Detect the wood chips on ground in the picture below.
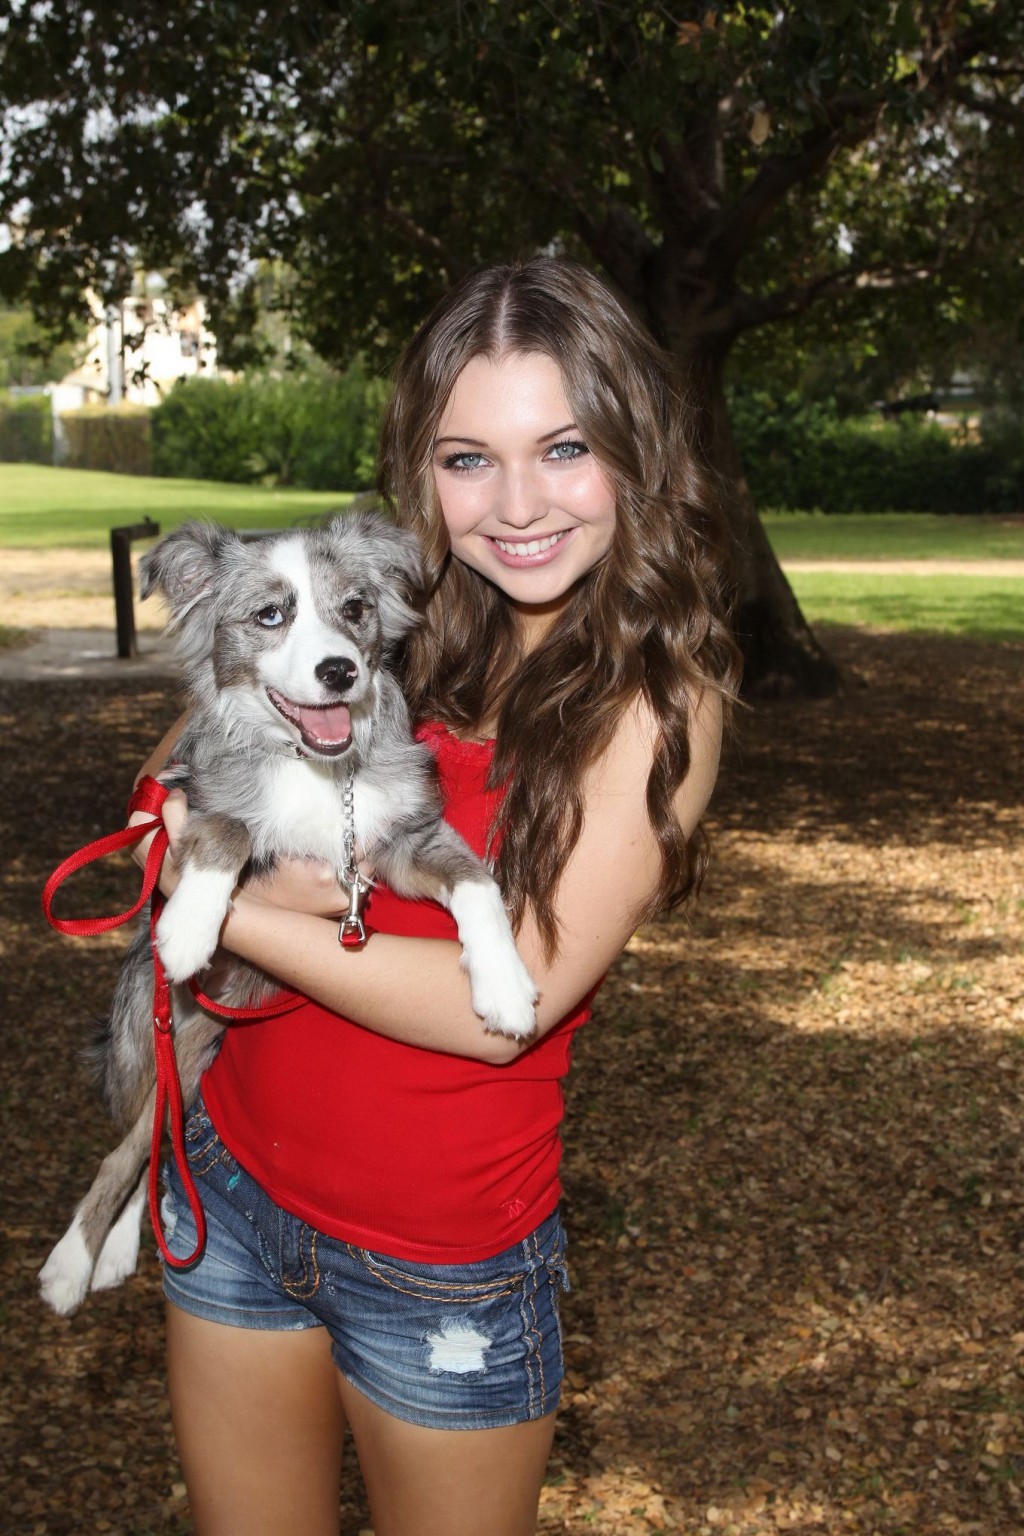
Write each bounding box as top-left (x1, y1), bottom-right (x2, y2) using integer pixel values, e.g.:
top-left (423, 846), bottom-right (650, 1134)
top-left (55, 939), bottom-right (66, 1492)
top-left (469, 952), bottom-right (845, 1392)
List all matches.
top-left (1, 626), bottom-right (1022, 1536)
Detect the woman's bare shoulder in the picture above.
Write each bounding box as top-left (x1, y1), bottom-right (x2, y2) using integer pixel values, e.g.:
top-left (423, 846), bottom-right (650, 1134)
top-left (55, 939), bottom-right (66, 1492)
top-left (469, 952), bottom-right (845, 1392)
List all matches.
top-left (585, 686), bottom-right (723, 835)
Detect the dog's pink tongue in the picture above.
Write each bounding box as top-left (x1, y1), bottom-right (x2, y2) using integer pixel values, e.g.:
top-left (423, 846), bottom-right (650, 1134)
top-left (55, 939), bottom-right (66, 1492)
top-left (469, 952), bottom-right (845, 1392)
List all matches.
top-left (298, 703), bottom-right (351, 746)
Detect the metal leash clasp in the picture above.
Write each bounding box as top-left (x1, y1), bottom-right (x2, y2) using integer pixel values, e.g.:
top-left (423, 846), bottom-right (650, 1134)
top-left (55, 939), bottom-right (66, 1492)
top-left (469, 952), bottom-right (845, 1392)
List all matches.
top-left (338, 762), bottom-right (371, 949)
top-left (338, 866), bottom-right (371, 950)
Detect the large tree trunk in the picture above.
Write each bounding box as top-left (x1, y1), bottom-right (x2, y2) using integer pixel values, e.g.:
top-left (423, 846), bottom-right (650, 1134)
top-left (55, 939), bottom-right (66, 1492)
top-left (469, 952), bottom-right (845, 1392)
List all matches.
top-left (684, 346), bottom-right (843, 698)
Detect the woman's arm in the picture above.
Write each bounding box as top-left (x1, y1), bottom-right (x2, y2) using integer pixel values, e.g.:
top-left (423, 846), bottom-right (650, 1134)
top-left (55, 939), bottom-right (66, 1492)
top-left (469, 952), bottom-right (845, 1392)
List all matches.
top-left (162, 690), bottom-right (724, 1064)
top-left (135, 710), bottom-right (189, 786)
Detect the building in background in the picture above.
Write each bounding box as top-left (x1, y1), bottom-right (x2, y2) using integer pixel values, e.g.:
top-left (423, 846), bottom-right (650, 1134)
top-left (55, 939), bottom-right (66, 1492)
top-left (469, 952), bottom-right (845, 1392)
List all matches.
top-left (46, 273), bottom-right (223, 464)
top-left (51, 273), bottom-right (221, 414)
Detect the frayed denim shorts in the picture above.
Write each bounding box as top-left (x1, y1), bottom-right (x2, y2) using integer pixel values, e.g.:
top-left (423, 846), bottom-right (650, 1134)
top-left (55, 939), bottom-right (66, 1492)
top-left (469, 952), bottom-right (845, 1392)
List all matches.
top-left (161, 1097), bottom-right (570, 1430)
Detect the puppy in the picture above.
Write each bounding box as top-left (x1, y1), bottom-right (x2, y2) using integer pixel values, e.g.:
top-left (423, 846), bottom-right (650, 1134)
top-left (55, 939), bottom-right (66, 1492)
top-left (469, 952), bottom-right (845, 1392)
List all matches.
top-left (39, 510), bottom-right (537, 1315)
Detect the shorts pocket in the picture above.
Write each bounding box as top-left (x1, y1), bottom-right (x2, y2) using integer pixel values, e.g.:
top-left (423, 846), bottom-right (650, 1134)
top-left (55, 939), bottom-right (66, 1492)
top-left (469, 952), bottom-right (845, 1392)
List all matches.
top-left (351, 1248), bottom-right (527, 1307)
top-left (182, 1097), bottom-right (238, 1179)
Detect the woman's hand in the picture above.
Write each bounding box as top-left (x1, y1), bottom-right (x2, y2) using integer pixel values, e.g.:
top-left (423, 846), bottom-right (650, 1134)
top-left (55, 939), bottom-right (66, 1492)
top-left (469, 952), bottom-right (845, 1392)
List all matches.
top-left (128, 786), bottom-right (185, 898)
top-left (129, 790), bottom-right (349, 916)
top-left (245, 857), bottom-right (351, 919)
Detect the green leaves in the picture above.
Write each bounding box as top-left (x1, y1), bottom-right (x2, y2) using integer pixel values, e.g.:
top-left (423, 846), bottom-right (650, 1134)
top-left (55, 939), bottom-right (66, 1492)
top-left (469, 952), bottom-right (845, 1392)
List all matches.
top-left (1, 0), bottom-right (1022, 381)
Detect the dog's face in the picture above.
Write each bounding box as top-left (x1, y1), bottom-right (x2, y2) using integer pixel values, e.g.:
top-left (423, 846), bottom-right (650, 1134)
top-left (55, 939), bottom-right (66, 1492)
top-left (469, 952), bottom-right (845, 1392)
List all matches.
top-left (141, 511), bottom-right (423, 759)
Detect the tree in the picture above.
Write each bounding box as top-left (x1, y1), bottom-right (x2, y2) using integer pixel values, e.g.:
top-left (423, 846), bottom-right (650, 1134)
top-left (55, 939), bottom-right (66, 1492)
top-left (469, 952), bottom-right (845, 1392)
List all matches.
top-left (2, 1), bottom-right (1023, 692)
top-left (0, 304), bottom-right (85, 388)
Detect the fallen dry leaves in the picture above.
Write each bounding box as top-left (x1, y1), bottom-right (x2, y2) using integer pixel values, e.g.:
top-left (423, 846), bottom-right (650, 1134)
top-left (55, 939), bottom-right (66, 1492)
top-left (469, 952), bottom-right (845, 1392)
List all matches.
top-left (1, 625), bottom-right (1021, 1535)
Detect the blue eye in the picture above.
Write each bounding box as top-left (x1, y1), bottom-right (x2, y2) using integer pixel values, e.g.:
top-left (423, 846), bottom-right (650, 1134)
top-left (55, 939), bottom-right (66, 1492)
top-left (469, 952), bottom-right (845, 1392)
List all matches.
top-left (255, 605), bottom-right (285, 628)
top-left (441, 451), bottom-right (488, 472)
top-left (547, 439), bottom-right (589, 461)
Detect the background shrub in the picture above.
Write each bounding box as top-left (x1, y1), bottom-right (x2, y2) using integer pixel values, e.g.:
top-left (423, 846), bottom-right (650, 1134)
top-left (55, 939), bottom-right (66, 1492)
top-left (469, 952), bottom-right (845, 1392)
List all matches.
top-left (731, 389), bottom-right (1023, 514)
top-left (151, 360), bottom-right (387, 491)
top-left (59, 404), bottom-right (152, 475)
top-left (0, 391), bottom-right (52, 464)
top-left (150, 377), bottom-right (261, 483)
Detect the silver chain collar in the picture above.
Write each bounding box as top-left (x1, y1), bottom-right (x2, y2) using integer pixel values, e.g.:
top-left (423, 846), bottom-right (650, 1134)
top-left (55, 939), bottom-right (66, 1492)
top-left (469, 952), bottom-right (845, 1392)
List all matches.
top-left (338, 762), bottom-right (371, 949)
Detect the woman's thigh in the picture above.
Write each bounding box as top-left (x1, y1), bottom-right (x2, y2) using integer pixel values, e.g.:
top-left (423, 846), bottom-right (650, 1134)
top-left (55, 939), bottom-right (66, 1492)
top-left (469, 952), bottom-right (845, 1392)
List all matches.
top-left (166, 1303), bottom-right (347, 1536)
top-left (339, 1376), bottom-right (556, 1536)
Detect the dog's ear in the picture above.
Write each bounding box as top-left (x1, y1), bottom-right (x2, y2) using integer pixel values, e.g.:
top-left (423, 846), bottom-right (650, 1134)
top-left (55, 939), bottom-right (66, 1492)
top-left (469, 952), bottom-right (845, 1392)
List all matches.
top-left (374, 518), bottom-right (425, 595)
top-left (325, 509), bottom-right (425, 645)
top-left (140, 522), bottom-right (239, 615)
top-left (325, 508), bottom-right (425, 595)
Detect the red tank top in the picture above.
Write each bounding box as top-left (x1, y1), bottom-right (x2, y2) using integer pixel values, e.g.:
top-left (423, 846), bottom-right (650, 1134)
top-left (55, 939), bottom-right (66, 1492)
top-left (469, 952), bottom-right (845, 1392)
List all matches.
top-left (201, 723), bottom-right (596, 1262)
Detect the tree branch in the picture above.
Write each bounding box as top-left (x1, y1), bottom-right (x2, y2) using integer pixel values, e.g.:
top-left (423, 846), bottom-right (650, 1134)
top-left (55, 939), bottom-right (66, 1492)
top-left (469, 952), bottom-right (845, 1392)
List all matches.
top-left (732, 259), bottom-right (945, 334)
top-left (951, 84), bottom-right (1024, 129)
top-left (709, 93), bottom-right (882, 275)
top-left (572, 198), bottom-right (657, 298)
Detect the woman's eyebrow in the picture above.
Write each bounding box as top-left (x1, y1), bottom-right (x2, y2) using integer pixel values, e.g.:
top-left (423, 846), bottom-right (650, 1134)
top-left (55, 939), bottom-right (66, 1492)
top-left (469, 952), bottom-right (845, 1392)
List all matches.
top-left (433, 422), bottom-right (578, 449)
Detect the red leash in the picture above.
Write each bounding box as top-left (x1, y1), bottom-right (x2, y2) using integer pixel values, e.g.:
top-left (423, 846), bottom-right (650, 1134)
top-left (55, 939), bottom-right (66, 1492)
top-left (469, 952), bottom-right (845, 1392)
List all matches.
top-left (42, 775), bottom-right (302, 1270)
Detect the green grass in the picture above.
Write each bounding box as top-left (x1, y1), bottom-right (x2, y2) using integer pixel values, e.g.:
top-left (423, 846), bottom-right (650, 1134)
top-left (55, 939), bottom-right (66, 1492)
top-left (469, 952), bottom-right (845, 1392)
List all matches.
top-left (763, 510), bottom-right (1024, 562)
top-left (790, 571), bottom-right (1024, 641)
top-left (0, 464), bottom-right (352, 548)
top-left (3, 467), bottom-right (1022, 562)
top-left (2, 465), bottom-right (1022, 641)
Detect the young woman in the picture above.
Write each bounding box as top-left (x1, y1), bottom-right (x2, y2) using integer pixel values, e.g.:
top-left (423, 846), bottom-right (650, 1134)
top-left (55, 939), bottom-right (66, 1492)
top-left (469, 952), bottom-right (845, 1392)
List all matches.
top-left (137, 257), bottom-right (740, 1536)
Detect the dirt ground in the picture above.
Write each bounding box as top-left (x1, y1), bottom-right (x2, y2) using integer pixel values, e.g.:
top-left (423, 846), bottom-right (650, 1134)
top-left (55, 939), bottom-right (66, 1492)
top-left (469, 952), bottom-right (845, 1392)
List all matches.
top-left (1, 547), bottom-right (1020, 638)
top-left (0, 548), bottom-right (169, 632)
top-left (1, 620), bottom-right (1022, 1536)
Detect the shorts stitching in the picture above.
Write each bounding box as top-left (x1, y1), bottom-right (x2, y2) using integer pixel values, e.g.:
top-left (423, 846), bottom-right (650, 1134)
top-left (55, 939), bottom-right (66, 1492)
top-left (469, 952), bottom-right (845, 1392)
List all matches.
top-left (528, 1228), bottom-right (546, 1410)
top-left (349, 1246), bottom-right (523, 1303)
top-left (282, 1226), bottom-right (321, 1300)
top-left (335, 1359), bottom-right (546, 1429)
top-left (187, 1137), bottom-right (232, 1176)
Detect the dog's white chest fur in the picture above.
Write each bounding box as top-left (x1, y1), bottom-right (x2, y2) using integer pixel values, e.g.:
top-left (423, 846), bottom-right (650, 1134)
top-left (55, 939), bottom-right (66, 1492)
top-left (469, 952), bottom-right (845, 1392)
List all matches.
top-left (265, 756), bottom-right (394, 867)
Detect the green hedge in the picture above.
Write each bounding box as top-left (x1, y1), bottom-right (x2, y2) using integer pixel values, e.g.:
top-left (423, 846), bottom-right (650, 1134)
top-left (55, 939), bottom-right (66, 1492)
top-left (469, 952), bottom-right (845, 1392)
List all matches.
top-left (151, 362), bottom-right (388, 491)
top-left (731, 390), bottom-right (1021, 514)
top-left (0, 392), bottom-right (52, 464)
top-left (59, 404), bottom-right (152, 476)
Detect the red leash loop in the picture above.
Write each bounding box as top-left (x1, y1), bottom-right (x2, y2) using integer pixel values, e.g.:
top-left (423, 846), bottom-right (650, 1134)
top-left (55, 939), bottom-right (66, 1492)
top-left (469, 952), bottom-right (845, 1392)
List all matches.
top-left (188, 978), bottom-right (305, 1020)
top-left (42, 775), bottom-right (170, 936)
top-left (148, 889), bottom-right (207, 1269)
top-left (44, 776), bottom-right (311, 1270)
top-left (42, 776), bottom-right (202, 1270)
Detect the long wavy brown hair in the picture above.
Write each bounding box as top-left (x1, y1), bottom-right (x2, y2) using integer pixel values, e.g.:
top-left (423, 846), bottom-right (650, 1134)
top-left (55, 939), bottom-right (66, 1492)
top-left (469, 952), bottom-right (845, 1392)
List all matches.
top-left (378, 257), bottom-right (741, 957)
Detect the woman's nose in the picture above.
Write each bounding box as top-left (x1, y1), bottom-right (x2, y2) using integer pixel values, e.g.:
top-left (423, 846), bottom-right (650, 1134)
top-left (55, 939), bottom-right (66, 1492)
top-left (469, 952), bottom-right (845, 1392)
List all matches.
top-left (495, 467), bottom-right (546, 529)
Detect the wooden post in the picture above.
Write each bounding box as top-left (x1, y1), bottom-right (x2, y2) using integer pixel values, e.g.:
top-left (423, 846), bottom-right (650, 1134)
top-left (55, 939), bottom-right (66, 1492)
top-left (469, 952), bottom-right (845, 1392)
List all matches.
top-left (110, 518), bottom-right (160, 658)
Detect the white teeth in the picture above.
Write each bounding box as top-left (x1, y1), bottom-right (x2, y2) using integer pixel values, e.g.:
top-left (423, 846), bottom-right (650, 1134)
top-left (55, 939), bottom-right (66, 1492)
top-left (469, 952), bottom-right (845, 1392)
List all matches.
top-left (493, 532), bottom-right (567, 556)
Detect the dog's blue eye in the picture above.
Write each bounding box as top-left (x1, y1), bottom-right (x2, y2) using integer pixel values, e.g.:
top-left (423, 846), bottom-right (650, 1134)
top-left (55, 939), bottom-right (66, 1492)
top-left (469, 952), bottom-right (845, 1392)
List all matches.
top-left (255, 606), bottom-right (285, 628)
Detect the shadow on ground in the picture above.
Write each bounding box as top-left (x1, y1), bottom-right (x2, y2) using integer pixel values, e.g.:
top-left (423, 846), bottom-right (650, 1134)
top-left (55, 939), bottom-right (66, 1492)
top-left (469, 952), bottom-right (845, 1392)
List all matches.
top-left (1, 626), bottom-right (1022, 1534)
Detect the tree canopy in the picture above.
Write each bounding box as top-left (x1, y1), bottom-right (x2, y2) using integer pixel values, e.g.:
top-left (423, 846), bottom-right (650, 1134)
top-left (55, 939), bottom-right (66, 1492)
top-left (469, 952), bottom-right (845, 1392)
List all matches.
top-left (0, 304), bottom-right (84, 388)
top-left (2, 1), bottom-right (1022, 690)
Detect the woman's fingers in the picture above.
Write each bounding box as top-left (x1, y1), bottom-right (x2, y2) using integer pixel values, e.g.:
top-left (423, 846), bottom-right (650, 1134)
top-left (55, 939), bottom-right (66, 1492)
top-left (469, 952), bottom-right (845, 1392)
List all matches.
top-left (128, 787), bottom-right (187, 891)
top-left (161, 788), bottom-right (189, 855)
top-left (130, 789), bottom-right (355, 915)
top-left (247, 855), bottom-right (350, 918)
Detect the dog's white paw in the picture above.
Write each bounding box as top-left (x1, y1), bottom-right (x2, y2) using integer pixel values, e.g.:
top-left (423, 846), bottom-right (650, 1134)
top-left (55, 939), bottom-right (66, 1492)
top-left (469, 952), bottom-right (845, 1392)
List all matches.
top-left (155, 911), bottom-right (217, 983)
top-left (467, 951), bottom-right (539, 1040)
top-left (449, 880), bottom-right (539, 1040)
top-left (155, 867), bottom-right (236, 982)
top-left (91, 1185), bottom-right (146, 1293)
top-left (39, 1214), bottom-right (93, 1316)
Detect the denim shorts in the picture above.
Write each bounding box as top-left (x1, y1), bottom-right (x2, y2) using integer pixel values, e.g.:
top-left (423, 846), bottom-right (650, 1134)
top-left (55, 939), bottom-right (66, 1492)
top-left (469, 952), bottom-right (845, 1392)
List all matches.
top-left (160, 1097), bottom-right (570, 1430)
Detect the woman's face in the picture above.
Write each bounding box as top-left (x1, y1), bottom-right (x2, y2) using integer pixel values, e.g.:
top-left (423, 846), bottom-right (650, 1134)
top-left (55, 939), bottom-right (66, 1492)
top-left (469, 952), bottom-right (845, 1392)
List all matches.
top-left (431, 351), bottom-right (617, 644)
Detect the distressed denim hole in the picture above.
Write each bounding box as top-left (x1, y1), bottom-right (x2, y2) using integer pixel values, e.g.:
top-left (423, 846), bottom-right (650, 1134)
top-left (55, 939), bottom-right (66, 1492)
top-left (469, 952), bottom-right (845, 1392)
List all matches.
top-left (424, 1321), bottom-right (492, 1375)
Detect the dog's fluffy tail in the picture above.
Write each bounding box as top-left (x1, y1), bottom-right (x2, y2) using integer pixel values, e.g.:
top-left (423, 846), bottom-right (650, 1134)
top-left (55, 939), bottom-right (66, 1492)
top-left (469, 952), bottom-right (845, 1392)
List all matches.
top-left (38, 1094), bottom-right (154, 1315)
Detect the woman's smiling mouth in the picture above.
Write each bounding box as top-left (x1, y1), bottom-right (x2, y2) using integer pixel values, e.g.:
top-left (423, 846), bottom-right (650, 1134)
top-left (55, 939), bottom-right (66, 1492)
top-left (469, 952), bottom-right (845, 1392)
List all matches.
top-left (489, 530), bottom-right (573, 561)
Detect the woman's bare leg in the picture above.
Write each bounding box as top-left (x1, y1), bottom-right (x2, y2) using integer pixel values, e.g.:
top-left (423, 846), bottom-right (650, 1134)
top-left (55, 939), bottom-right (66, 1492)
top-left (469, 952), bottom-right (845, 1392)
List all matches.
top-left (338, 1375), bottom-right (556, 1536)
top-left (166, 1303), bottom-right (348, 1536)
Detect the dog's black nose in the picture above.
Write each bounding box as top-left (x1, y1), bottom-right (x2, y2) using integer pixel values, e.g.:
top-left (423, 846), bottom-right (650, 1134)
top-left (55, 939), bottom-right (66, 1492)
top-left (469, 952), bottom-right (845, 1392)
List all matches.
top-left (315, 656), bottom-right (359, 694)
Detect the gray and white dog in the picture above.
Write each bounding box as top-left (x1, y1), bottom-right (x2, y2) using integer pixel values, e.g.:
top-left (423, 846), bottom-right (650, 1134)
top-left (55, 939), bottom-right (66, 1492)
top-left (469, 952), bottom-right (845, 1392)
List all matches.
top-left (39, 510), bottom-right (537, 1315)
